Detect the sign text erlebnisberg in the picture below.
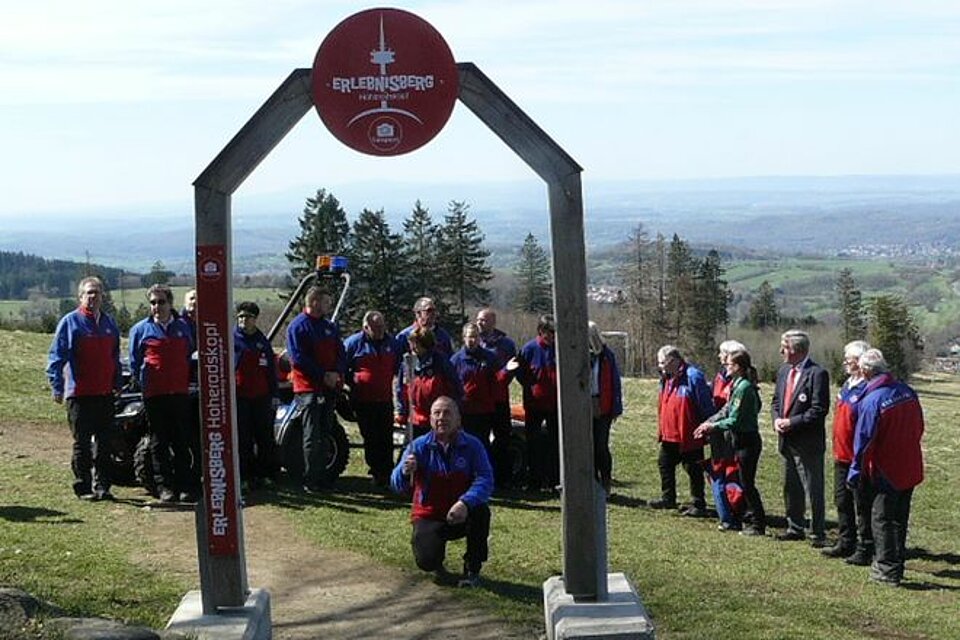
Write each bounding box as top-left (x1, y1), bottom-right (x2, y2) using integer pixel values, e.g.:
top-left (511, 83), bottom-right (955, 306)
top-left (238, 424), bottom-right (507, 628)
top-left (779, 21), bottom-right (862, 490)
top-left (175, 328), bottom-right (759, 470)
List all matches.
top-left (331, 74), bottom-right (435, 94)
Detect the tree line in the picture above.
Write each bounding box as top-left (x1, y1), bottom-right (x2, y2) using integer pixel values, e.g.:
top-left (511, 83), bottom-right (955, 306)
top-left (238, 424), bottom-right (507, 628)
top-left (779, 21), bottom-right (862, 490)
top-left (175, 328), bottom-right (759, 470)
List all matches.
top-left (284, 189), bottom-right (554, 334)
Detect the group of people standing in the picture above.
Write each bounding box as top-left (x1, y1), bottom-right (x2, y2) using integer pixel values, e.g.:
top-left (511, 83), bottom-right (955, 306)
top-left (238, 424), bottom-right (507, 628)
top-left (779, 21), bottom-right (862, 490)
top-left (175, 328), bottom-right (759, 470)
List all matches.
top-left (47, 278), bottom-right (202, 504)
top-left (46, 277), bottom-right (924, 588)
top-left (655, 329), bottom-right (925, 587)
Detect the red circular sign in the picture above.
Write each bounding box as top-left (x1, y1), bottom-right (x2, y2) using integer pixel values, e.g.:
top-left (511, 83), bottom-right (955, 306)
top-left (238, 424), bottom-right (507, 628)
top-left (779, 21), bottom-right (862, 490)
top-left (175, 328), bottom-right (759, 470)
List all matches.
top-left (312, 8), bottom-right (459, 156)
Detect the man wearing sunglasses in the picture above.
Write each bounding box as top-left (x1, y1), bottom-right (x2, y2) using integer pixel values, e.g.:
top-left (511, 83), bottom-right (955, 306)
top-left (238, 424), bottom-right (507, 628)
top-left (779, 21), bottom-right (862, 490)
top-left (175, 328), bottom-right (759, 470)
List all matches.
top-left (129, 284), bottom-right (196, 503)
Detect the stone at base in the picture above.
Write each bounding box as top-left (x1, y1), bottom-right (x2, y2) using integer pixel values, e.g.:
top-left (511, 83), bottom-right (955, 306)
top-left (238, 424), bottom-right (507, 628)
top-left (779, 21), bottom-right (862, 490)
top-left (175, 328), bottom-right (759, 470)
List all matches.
top-left (166, 589), bottom-right (271, 640)
top-left (543, 573), bottom-right (654, 640)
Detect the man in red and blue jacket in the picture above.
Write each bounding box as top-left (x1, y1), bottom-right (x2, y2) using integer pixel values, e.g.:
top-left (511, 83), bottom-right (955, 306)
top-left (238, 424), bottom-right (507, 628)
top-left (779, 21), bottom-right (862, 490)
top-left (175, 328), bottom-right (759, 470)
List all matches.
top-left (129, 284), bottom-right (196, 503)
top-left (233, 301), bottom-right (278, 490)
top-left (509, 315), bottom-right (559, 492)
top-left (822, 340), bottom-right (872, 563)
top-left (450, 322), bottom-right (498, 454)
top-left (476, 308), bottom-right (518, 488)
top-left (286, 286), bottom-right (346, 492)
top-left (654, 345), bottom-right (714, 515)
top-left (848, 348), bottom-right (924, 586)
top-left (47, 276), bottom-right (122, 501)
top-left (391, 396), bottom-right (493, 588)
top-left (345, 310), bottom-right (398, 487)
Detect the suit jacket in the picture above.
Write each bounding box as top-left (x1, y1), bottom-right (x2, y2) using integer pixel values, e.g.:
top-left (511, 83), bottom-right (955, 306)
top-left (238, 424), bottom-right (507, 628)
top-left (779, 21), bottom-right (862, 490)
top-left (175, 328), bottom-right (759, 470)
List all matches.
top-left (771, 358), bottom-right (830, 456)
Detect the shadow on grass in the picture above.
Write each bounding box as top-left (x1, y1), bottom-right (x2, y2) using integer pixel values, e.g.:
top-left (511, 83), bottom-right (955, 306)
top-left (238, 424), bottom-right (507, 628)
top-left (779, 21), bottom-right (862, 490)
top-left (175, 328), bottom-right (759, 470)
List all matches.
top-left (907, 548), bottom-right (960, 565)
top-left (480, 574), bottom-right (544, 605)
top-left (900, 580), bottom-right (960, 592)
top-left (0, 505), bottom-right (82, 524)
top-left (264, 476), bottom-right (409, 514)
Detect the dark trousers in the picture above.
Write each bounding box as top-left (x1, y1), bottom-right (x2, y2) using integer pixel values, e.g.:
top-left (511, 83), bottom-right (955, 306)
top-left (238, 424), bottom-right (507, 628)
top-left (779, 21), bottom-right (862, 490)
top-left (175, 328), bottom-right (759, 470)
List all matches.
top-left (145, 394), bottom-right (193, 494)
top-left (412, 503), bottom-right (491, 574)
top-left (354, 400), bottom-right (395, 481)
top-left (871, 485), bottom-right (913, 583)
top-left (300, 392), bottom-right (335, 488)
top-left (593, 415), bottom-right (613, 488)
top-left (489, 402), bottom-right (514, 487)
top-left (657, 442), bottom-right (705, 506)
top-left (67, 395), bottom-right (114, 496)
top-left (781, 444), bottom-right (826, 539)
top-left (733, 431), bottom-right (765, 530)
top-left (237, 395), bottom-right (278, 483)
top-left (834, 461), bottom-right (875, 551)
top-left (463, 412), bottom-right (493, 455)
top-left (525, 409), bottom-right (559, 489)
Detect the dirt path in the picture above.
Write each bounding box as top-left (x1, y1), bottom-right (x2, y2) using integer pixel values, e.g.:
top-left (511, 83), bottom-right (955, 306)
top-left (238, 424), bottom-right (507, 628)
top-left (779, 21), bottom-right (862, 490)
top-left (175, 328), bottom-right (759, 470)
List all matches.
top-left (2, 421), bottom-right (536, 639)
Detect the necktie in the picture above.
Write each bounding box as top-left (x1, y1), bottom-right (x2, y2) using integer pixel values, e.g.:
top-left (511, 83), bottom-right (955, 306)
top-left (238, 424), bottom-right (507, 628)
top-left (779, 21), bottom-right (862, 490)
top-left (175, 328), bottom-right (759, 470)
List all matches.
top-left (782, 367), bottom-right (798, 417)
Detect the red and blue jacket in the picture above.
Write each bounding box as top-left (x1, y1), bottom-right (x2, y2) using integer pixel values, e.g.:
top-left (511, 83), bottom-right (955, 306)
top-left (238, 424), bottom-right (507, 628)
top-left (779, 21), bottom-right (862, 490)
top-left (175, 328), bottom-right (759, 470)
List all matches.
top-left (592, 346), bottom-right (623, 419)
top-left (344, 330), bottom-right (398, 404)
top-left (832, 377), bottom-right (868, 464)
top-left (451, 346), bottom-right (498, 415)
top-left (233, 327), bottom-right (277, 400)
top-left (129, 315), bottom-right (194, 398)
top-left (516, 336), bottom-right (558, 413)
top-left (46, 306), bottom-right (121, 398)
top-left (479, 329), bottom-right (517, 404)
top-left (658, 361), bottom-right (713, 452)
top-left (848, 373), bottom-right (924, 492)
top-left (286, 311), bottom-right (345, 394)
top-left (712, 370), bottom-right (734, 411)
top-left (394, 323), bottom-right (454, 357)
top-left (396, 350), bottom-right (463, 427)
top-left (391, 429), bottom-right (493, 522)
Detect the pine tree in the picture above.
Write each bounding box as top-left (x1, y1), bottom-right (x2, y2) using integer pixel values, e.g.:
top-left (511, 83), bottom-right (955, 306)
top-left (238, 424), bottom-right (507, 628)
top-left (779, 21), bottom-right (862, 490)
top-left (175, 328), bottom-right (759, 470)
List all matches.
top-left (286, 188), bottom-right (352, 284)
top-left (745, 280), bottom-right (780, 330)
top-left (836, 268), bottom-right (867, 343)
top-left (689, 249), bottom-right (731, 365)
top-left (869, 294), bottom-right (923, 379)
top-left (436, 201), bottom-right (492, 327)
top-left (511, 233), bottom-right (553, 314)
top-left (400, 200), bottom-right (442, 304)
top-left (666, 234), bottom-right (695, 345)
top-left (350, 208), bottom-right (408, 333)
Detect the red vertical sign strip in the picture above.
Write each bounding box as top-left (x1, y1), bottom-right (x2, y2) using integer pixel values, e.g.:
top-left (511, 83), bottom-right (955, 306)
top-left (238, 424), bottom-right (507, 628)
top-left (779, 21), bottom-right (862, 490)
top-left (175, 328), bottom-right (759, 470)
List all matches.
top-left (196, 244), bottom-right (239, 556)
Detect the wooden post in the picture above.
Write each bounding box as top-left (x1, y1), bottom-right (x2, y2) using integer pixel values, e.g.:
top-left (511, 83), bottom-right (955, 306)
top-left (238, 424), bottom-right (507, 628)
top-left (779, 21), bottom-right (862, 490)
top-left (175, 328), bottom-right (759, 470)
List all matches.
top-left (192, 69), bottom-right (314, 611)
top-left (457, 63), bottom-right (605, 600)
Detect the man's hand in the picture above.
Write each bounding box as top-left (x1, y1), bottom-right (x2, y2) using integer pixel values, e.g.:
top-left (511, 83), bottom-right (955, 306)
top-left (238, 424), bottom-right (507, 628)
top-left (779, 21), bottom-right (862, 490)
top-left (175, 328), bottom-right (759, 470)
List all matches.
top-left (402, 454), bottom-right (417, 476)
top-left (774, 417), bottom-right (792, 434)
top-left (396, 413), bottom-right (408, 426)
top-left (446, 500), bottom-right (468, 525)
top-left (693, 422), bottom-right (713, 439)
top-left (505, 357), bottom-right (520, 372)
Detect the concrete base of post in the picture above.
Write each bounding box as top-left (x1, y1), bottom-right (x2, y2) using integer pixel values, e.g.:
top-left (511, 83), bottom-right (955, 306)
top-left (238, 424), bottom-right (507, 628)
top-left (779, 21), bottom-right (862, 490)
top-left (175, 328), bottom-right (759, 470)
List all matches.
top-left (543, 573), bottom-right (654, 639)
top-left (166, 588), bottom-right (271, 640)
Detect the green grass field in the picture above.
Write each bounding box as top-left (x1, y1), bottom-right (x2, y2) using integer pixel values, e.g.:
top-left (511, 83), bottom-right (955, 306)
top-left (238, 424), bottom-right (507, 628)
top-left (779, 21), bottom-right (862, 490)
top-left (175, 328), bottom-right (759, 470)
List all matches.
top-left (2, 329), bottom-right (959, 638)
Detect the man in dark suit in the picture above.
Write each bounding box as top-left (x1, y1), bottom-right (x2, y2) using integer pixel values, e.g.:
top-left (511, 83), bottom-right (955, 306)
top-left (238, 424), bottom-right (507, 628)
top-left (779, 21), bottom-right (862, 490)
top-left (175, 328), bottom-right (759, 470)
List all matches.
top-left (771, 329), bottom-right (830, 546)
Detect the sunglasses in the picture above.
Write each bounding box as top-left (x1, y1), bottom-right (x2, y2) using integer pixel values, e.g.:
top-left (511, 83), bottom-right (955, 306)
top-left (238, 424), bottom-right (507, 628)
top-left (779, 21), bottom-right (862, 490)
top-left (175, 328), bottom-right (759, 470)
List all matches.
top-left (237, 313), bottom-right (256, 319)
top-left (148, 299), bottom-right (168, 306)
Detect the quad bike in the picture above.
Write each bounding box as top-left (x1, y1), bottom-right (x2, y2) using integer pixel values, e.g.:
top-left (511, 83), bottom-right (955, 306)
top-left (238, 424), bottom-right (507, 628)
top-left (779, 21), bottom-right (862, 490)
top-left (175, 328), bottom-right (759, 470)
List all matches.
top-left (102, 360), bottom-right (199, 497)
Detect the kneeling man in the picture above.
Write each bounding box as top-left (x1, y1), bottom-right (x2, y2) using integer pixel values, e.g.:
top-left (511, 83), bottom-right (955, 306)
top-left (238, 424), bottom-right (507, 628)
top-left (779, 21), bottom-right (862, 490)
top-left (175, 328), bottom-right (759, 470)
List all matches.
top-left (391, 395), bottom-right (494, 587)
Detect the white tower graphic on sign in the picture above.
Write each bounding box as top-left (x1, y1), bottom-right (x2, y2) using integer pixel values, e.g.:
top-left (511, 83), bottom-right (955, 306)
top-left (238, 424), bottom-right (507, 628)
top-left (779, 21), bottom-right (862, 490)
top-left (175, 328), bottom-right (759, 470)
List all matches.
top-left (347, 15), bottom-right (423, 126)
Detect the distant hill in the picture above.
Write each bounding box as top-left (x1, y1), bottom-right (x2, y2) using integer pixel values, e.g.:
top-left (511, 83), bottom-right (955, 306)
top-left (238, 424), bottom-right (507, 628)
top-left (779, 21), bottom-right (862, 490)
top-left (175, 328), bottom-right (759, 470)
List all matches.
top-left (1, 174), bottom-right (958, 274)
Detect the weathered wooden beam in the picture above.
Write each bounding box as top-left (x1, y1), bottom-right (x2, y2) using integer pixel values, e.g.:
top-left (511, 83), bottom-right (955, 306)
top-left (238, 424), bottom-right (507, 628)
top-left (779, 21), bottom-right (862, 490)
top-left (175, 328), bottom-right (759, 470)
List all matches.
top-left (456, 62), bottom-right (582, 184)
top-left (458, 63), bottom-right (604, 600)
top-left (194, 68), bottom-right (314, 194)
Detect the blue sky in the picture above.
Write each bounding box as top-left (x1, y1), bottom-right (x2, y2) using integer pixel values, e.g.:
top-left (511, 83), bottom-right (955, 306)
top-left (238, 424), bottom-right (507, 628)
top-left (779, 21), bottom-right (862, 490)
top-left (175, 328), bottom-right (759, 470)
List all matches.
top-left (2, 0), bottom-right (959, 219)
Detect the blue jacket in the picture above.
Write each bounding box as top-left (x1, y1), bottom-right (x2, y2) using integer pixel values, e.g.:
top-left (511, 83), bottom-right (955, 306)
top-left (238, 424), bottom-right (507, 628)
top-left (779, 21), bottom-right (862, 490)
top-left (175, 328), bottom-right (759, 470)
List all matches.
top-left (394, 323), bottom-right (454, 357)
top-left (46, 307), bottom-right (122, 398)
top-left (391, 429), bottom-right (493, 521)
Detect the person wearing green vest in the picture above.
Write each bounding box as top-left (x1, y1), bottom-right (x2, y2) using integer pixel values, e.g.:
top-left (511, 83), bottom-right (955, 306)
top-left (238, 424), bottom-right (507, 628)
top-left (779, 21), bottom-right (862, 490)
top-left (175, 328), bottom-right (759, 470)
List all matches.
top-left (695, 349), bottom-right (766, 537)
